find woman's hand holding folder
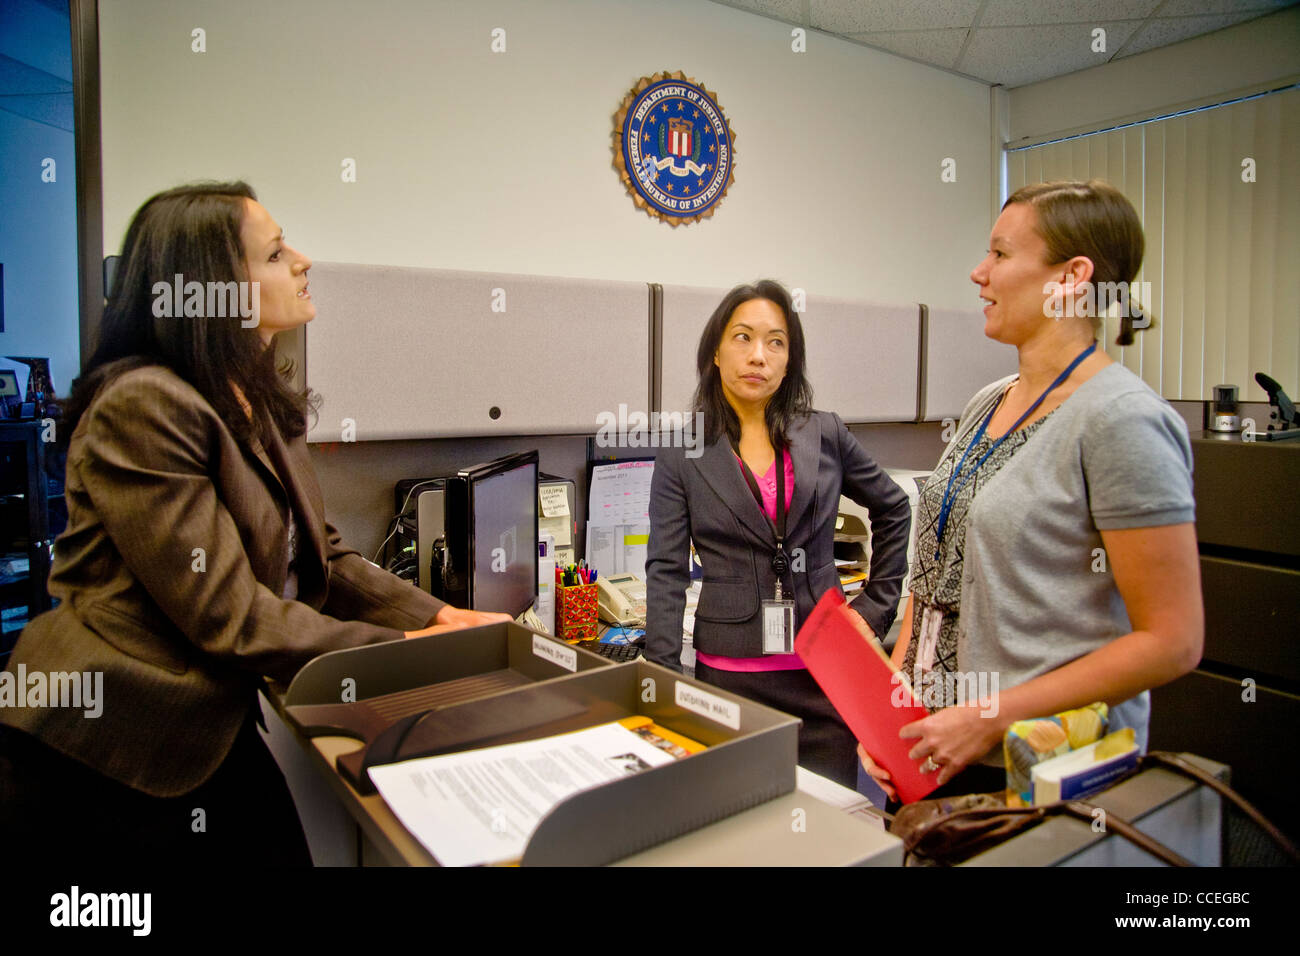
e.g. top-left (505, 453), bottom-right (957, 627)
top-left (857, 744), bottom-right (898, 802)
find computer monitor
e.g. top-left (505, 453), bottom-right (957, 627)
top-left (441, 450), bottom-right (539, 618)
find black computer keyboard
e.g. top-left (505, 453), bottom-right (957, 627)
top-left (579, 640), bottom-right (642, 662)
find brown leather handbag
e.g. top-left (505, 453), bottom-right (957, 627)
top-left (889, 752), bottom-right (1299, 867)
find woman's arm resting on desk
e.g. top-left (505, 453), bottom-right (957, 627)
top-left (900, 522), bottom-right (1204, 786)
top-left (404, 606), bottom-right (513, 638)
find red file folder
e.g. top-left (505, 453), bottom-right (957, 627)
top-left (794, 589), bottom-right (939, 803)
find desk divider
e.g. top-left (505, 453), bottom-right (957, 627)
top-left (799, 293), bottom-right (920, 423)
top-left (521, 660), bottom-right (798, 866)
top-left (657, 283), bottom-right (923, 423)
top-left (921, 305), bottom-right (1018, 421)
top-left (277, 622), bottom-right (799, 866)
top-left (283, 622), bottom-right (610, 706)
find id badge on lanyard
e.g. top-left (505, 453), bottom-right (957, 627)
top-left (763, 569), bottom-right (796, 655)
top-left (916, 603), bottom-right (944, 673)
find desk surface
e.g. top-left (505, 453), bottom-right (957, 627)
top-left (613, 792), bottom-right (899, 866)
top-left (964, 754), bottom-right (1227, 866)
top-left (265, 694), bottom-right (1224, 867)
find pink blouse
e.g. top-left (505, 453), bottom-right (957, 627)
top-left (696, 448), bottom-right (805, 673)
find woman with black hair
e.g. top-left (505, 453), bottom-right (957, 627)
top-left (0, 181), bottom-right (509, 864)
top-left (645, 280), bottom-right (912, 786)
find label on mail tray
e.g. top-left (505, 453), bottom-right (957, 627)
top-left (675, 681), bottom-right (741, 730)
top-left (532, 634), bottom-right (577, 672)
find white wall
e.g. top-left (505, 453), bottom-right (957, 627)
top-left (98, 0), bottom-right (991, 311)
top-left (1008, 6), bottom-right (1300, 146)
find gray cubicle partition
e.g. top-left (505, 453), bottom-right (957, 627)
top-left (293, 261), bottom-right (1013, 438)
top-left (656, 283), bottom-right (722, 420)
top-left (802, 293), bottom-right (921, 423)
top-left (920, 305), bottom-right (1017, 422)
top-left (302, 262), bottom-right (653, 441)
top-left (658, 283), bottom-right (922, 423)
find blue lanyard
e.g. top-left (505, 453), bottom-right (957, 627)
top-left (934, 342), bottom-right (1096, 557)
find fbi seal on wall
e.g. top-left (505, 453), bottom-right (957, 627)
top-left (613, 71), bottom-right (736, 226)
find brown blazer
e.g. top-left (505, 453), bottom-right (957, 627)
top-left (0, 365), bottom-right (445, 796)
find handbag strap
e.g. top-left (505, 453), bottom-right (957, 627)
top-left (1055, 801), bottom-right (1192, 866)
top-left (905, 752), bottom-right (1299, 866)
top-left (1140, 751), bottom-right (1300, 863)
top-left (908, 801), bottom-right (1192, 865)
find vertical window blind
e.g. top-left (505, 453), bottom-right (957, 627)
top-left (1006, 87), bottom-right (1299, 402)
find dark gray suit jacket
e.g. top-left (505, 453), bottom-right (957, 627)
top-left (645, 410), bottom-right (911, 669)
top-left (1, 366), bottom-right (444, 796)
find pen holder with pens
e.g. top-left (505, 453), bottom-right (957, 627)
top-left (557, 582), bottom-right (598, 642)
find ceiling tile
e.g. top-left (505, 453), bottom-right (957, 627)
top-left (981, 0), bottom-right (1162, 27)
top-left (1158, 0), bottom-right (1295, 15)
top-left (810, 0), bottom-right (981, 34)
top-left (849, 28), bottom-right (970, 69)
top-left (701, 0), bottom-right (1298, 84)
top-left (1116, 11), bottom-right (1269, 56)
top-left (709, 0), bottom-right (807, 23)
top-left (959, 21), bottom-right (1142, 87)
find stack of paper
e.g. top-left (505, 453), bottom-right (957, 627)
top-left (369, 719), bottom-right (686, 866)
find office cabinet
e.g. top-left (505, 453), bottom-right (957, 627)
top-left (1148, 432), bottom-right (1299, 850)
top-left (0, 421), bottom-right (60, 657)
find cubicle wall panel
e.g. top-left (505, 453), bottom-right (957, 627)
top-left (802, 295), bottom-right (919, 423)
top-left (659, 285), bottom-right (920, 423)
top-left (304, 263), bottom-right (650, 441)
top-left (659, 284), bottom-right (725, 422)
top-left (923, 307), bottom-right (1017, 422)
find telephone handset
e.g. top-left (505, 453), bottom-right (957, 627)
top-left (597, 573), bottom-right (647, 626)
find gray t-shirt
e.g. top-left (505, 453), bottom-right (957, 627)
top-left (905, 407), bottom-right (1055, 710)
top-left (946, 362), bottom-right (1195, 758)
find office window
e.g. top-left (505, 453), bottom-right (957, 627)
top-left (1006, 87), bottom-right (1299, 403)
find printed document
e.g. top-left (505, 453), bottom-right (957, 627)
top-left (369, 722), bottom-right (676, 866)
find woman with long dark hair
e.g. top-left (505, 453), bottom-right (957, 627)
top-left (0, 182), bottom-right (508, 864)
top-left (645, 279), bottom-right (911, 786)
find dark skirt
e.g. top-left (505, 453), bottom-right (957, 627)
top-left (693, 661), bottom-right (859, 788)
top-left (0, 709), bottom-right (312, 867)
